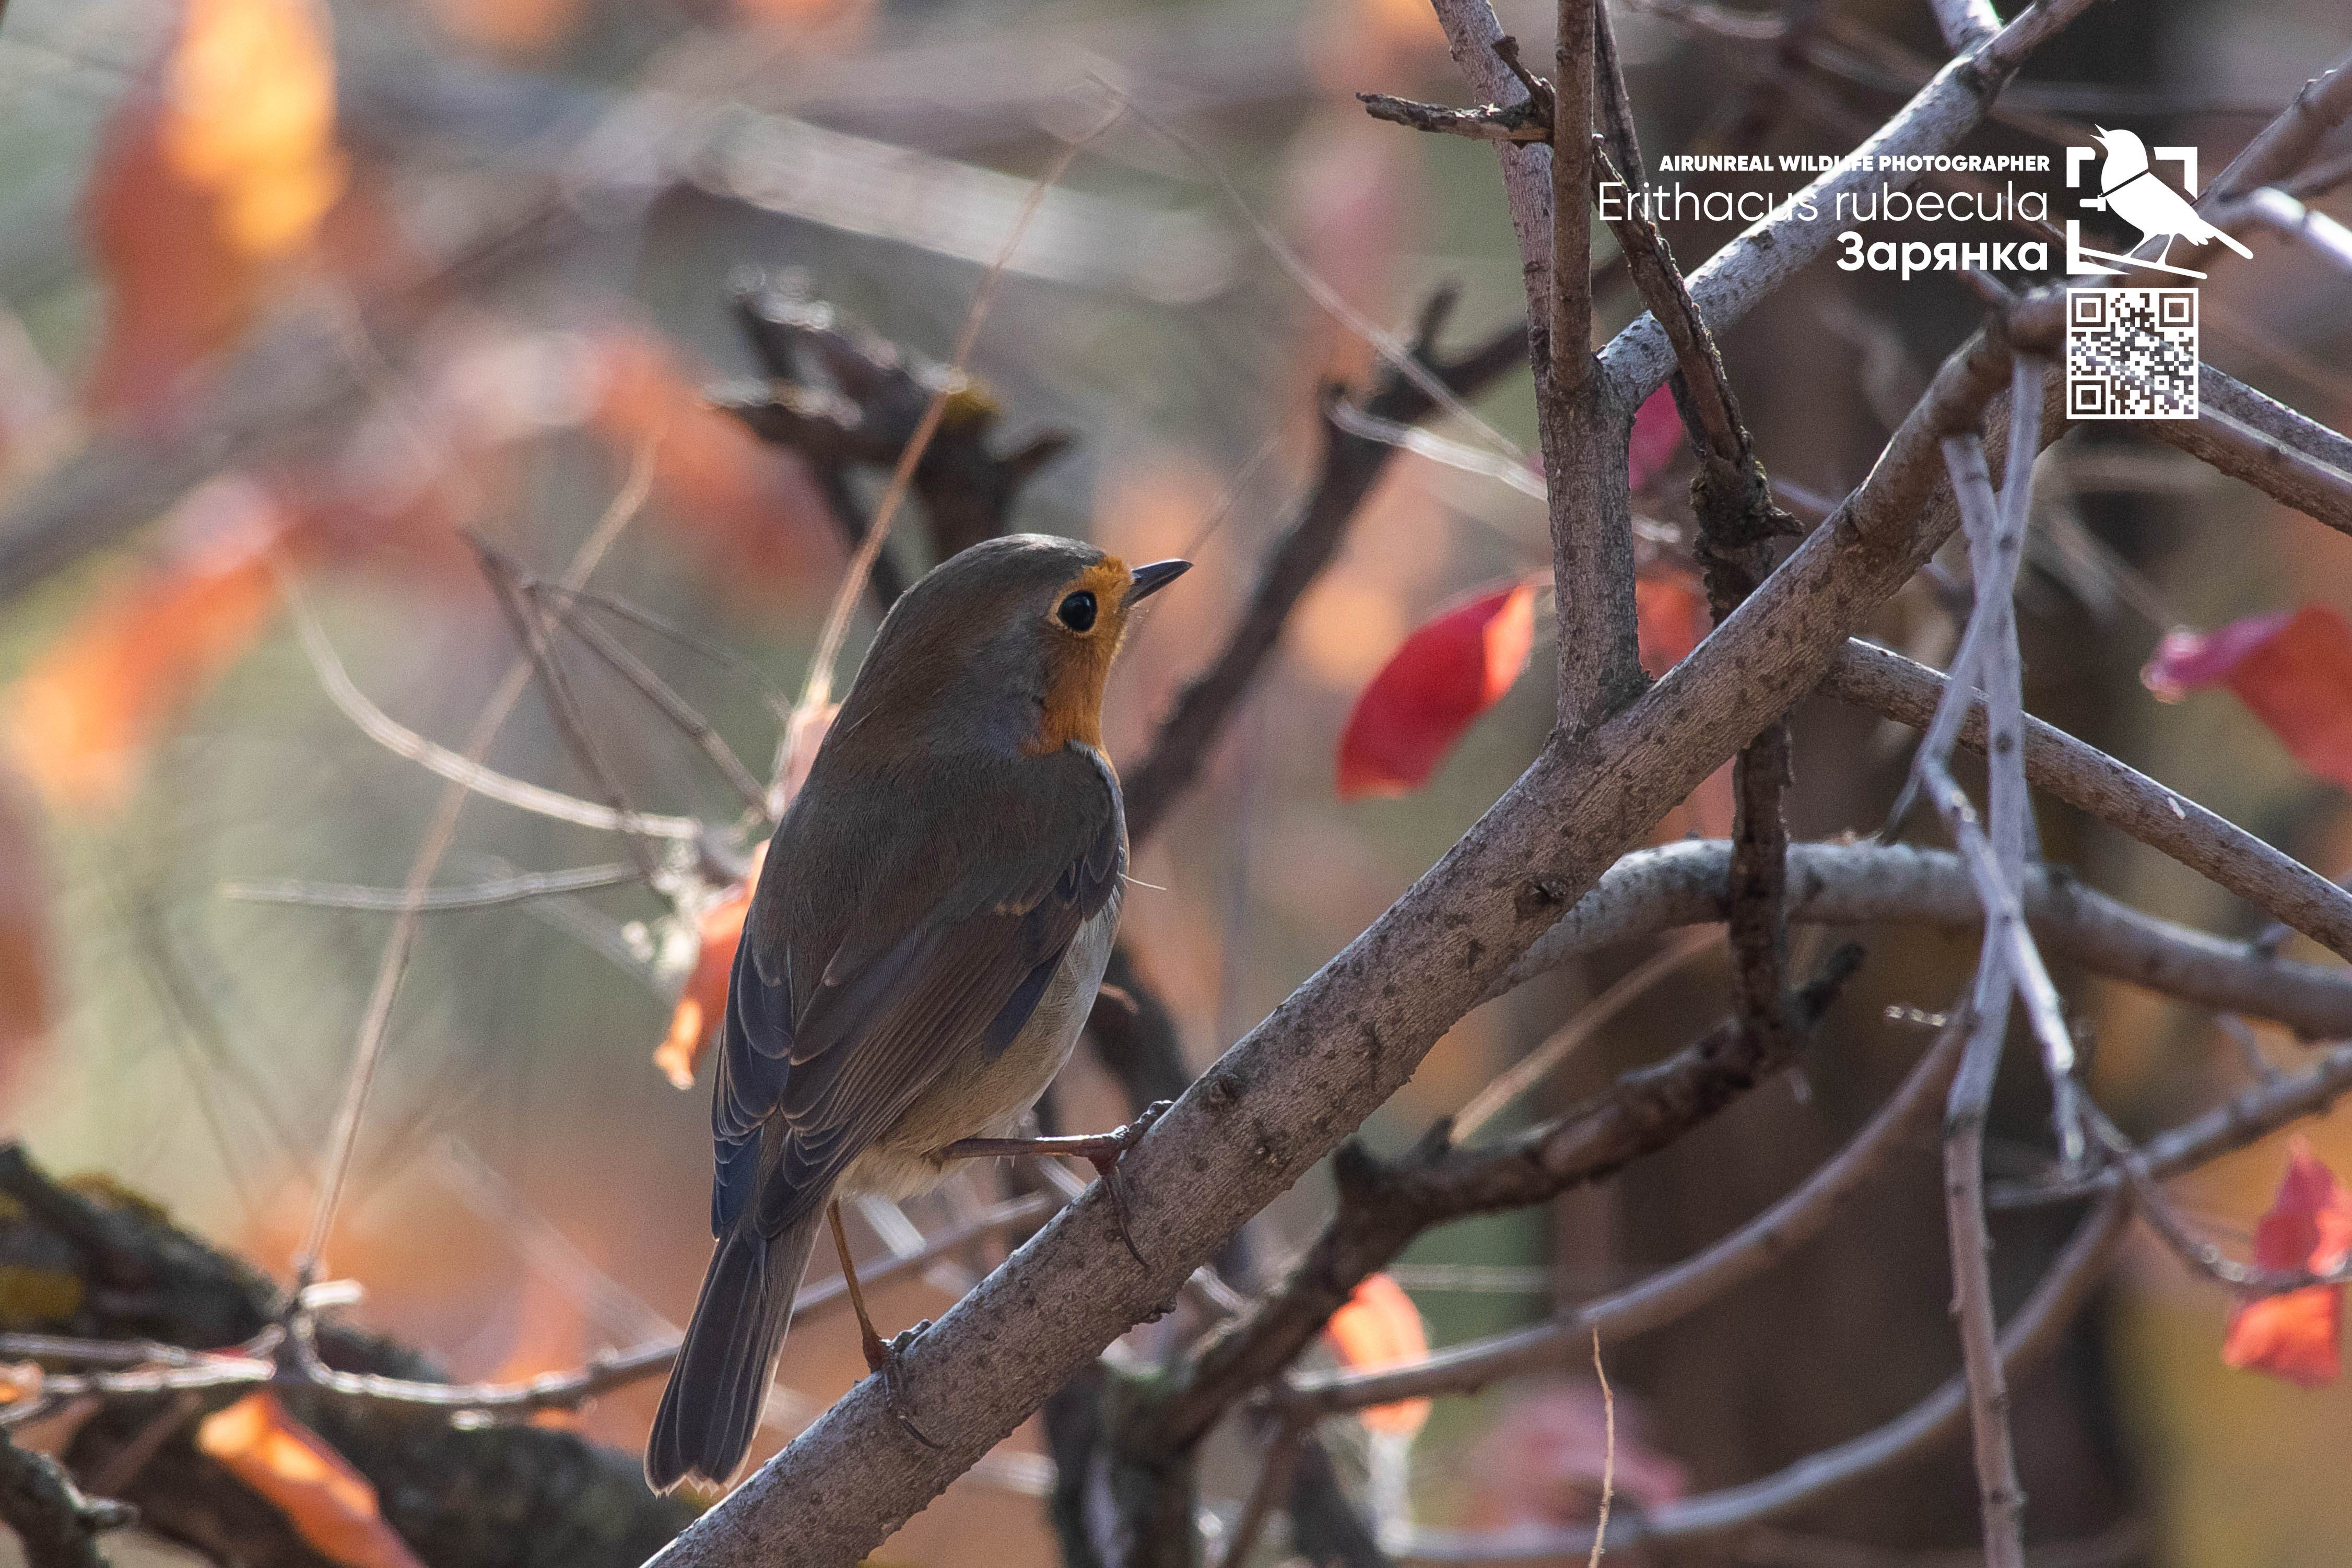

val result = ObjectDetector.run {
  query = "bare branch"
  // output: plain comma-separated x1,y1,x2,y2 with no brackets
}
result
1825,640,2352,963
1358,92,1547,143
1995,1043,2352,1208
1142,953,1861,1459
0,1429,134,1568
1502,840,2352,1040
1390,1194,2128,1560
1122,305,1528,844
292,443,657,1292
1286,1015,1968,1416
284,576,703,843
221,863,643,912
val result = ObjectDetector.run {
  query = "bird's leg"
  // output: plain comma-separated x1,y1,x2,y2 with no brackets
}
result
938,1101,1174,1268
827,1200,941,1449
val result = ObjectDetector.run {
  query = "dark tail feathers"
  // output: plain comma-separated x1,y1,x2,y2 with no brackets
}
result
645,1210,821,1492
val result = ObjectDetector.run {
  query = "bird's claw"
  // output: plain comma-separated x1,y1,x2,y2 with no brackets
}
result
1086,1100,1174,1269
865,1319,943,1449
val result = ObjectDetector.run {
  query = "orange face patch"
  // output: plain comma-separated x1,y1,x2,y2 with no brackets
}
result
1026,557,1133,756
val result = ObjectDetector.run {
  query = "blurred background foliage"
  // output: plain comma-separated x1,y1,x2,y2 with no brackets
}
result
0,0,2347,1560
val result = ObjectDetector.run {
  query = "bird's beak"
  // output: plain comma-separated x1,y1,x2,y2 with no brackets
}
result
1124,559,1192,606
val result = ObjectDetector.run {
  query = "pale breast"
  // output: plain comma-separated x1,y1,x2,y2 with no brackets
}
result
839,892,1121,1202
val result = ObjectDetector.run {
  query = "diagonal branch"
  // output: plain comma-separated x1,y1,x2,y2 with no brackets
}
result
646,263,2071,1568
1286,1010,1965,1416
1393,1193,2129,1559
1149,952,1860,1456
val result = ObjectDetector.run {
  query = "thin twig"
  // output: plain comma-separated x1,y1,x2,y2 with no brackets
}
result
221,863,644,912
285,574,700,841
291,438,657,1291
1587,1330,1614,1565
471,541,668,885
1454,928,1718,1141
1391,1196,2128,1560
1288,1014,1968,1416
782,112,1117,790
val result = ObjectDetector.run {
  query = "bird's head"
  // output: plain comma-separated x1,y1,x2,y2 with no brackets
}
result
840,533,1190,757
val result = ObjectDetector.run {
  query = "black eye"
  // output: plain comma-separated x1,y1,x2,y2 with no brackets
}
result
1057,591,1097,631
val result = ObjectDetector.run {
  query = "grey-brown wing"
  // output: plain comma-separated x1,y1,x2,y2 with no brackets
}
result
709,750,1122,1240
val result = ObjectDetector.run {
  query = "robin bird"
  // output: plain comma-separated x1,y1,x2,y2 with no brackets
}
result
645,533,1189,1493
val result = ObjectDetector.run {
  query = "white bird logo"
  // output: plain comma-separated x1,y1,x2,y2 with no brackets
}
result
2081,127,2253,271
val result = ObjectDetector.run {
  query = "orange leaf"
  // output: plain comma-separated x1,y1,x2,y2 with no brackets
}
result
1324,1273,1430,1435
653,846,767,1089
1337,580,1537,800
1634,567,1708,676
1627,385,1686,493
196,1392,429,1568
84,0,346,414
5,477,293,809
2222,1138,2352,1388
2143,606,2352,791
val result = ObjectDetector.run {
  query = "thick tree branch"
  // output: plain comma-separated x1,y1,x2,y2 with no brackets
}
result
0,1430,133,1568
0,1146,692,1568
646,284,2062,1568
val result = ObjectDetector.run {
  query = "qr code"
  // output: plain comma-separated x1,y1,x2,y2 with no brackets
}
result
2065,288,2197,420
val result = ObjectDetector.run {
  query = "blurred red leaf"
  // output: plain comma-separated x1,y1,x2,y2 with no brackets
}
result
2222,1138,2352,1388
1337,579,1537,800
0,762,55,1111
6,477,294,809
1634,567,1708,676
2143,606,2352,789
196,1392,429,1568
586,328,830,586
1627,386,1685,493
1323,1272,1430,1436
83,0,347,415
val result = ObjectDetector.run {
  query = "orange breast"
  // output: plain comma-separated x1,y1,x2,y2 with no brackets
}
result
1025,558,1132,755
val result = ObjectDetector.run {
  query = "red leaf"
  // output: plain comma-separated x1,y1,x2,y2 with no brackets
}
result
1323,1273,1430,1435
2222,1138,2352,1388
2143,606,2352,790
1337,580,1536,800
1634,567,1708,676
1627,385,1685,493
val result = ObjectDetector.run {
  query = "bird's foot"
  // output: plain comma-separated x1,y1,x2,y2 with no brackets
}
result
861,1318,943,1449
1084,1100,1173,1270
938,1100,1174,1268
